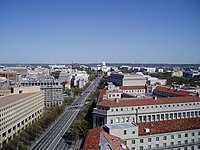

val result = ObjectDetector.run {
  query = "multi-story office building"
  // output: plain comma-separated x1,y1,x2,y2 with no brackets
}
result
0,89,44,148
107,72,146,86
107,82,145,98
20,75,59,87
93,89,200,127
41,85,64,108
104,117,200,150
91,87,200,150
20,75,63,108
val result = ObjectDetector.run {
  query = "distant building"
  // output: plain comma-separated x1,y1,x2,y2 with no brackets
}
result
107,72,146,86
101,60,110,72
145,75,166,86
156,68,164,73
0,89,44,148
0,71,17,84
20,75,63,108
153,85,197,97
72,71,89,88
172,70,183,77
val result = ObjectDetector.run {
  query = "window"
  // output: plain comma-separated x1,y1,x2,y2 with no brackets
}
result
156,137,159,141
132,140,135,144
191,146,194,150
148,145,151,148
131,148,135,150
140,139,143,143
124,141,127,145
191,139,195,143
185,133,188,137
185,140,188,144
116,118,119,123
178,141,181,145
171,142,174,146
184,147,187,150
110,120,113,124
148,138,151,142
178,134,181,138
124,130,127,135
163,136,167,140
132,131,135,134
156,144,159,148
126,117,129,122
121,108,123,111
116,108,118,111
163,143,166,147
171,135,174,139
192,133,195,136
140,146,143,150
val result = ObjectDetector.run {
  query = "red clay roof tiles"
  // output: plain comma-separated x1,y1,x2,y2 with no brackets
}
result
138,117,200,136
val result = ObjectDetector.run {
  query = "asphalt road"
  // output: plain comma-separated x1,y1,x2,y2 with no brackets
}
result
31,75,103,150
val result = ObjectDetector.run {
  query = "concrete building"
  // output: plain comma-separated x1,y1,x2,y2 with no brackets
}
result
0,89,44,147
144,75,166,86
107,72,146,86
72,71,89,89
92,87,200,150
20,75,63,108
172,70,183,77
41,85,64,108
20,75,59,87
0,71,17,84
93,89,200,127
104,118,200,150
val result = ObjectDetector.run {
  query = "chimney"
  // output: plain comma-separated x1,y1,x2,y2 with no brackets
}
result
153,96,157,100
144,128,150,133
115,98,119,103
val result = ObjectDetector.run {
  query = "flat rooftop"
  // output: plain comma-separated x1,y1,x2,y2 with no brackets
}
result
106,122,137,129
0,92,38,107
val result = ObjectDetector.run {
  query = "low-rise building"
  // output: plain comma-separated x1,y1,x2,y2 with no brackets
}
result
153,85,197,97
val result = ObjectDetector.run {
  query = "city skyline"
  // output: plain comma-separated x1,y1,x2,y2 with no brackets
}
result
0,0,200,64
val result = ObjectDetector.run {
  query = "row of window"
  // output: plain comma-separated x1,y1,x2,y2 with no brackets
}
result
138,111,200,122
132,145,200,150
109,102,200,113
130,132,200,145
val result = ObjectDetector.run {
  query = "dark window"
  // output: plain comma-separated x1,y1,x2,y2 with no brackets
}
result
132,140,135,144
124,130,127,135
140,139,143,143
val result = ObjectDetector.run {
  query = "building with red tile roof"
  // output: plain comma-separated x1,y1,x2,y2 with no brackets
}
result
153,85,196,97
103,118,200,150
83,127,129,150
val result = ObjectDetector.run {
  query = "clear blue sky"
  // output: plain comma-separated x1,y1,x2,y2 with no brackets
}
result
0,0,200,64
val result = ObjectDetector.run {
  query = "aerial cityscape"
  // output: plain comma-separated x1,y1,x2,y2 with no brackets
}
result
0,0,200,150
